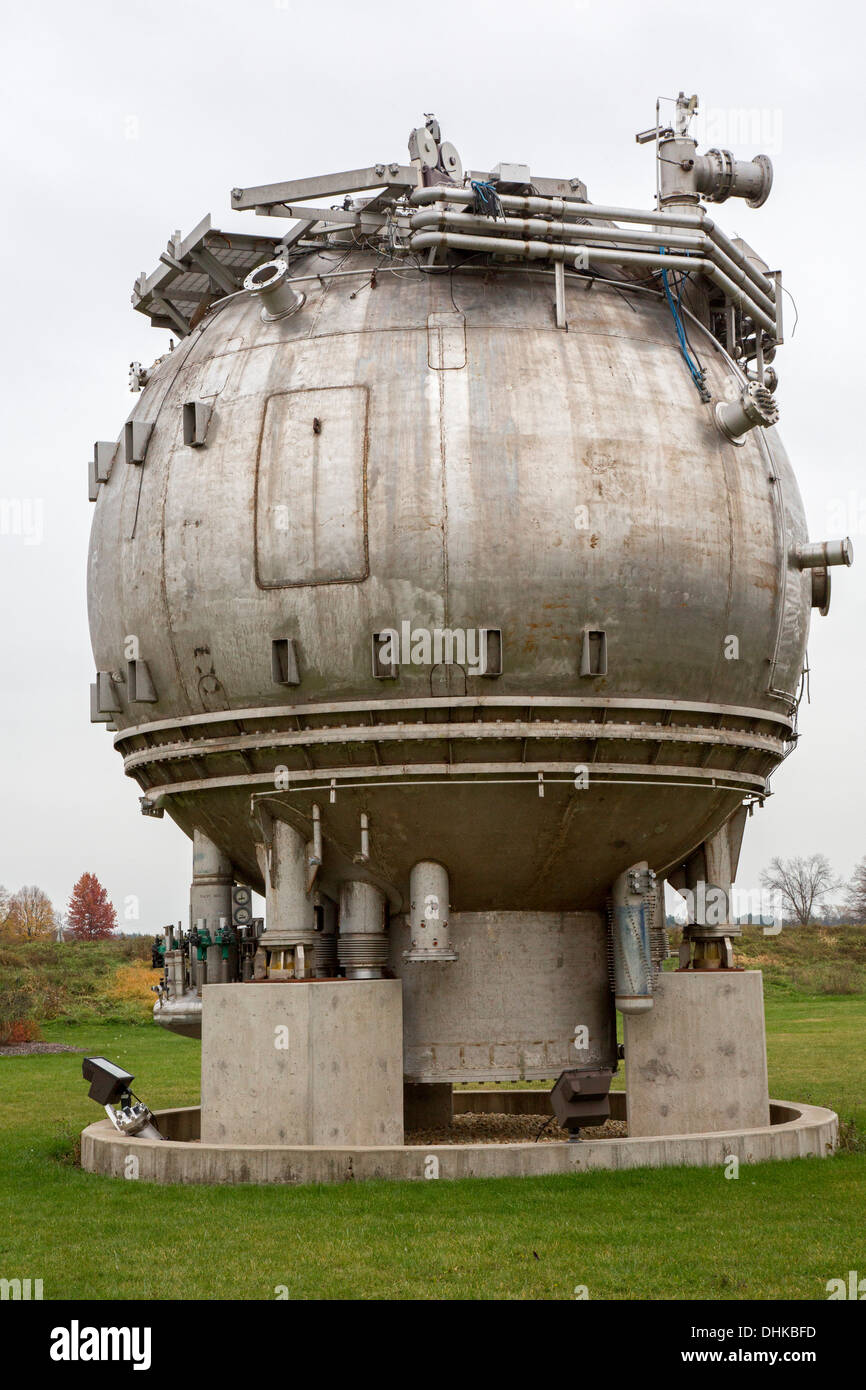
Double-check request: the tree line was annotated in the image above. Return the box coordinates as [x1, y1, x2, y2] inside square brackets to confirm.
[0, 874, 118, 941]
[3, 855, 864, 941]
[760, 854, 866, 927]
[663, 854, 866, 928]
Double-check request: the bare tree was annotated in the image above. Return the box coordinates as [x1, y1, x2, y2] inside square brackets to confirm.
[845, 857, 866, 925]
[760, 854, 840, 926]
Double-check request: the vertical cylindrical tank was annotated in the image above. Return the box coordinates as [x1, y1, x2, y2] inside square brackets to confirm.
[404, 861, 457, 962]
[190, 830, 233, 931]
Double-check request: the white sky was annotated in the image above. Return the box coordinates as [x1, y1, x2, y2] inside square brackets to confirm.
[1, 0, 863, 932]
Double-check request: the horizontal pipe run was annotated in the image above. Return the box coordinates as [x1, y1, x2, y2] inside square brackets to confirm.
[409, 230, 777, 336]
[410, 209, 776, 319]
[413, 184, 776, 300]
[410, 185, 775, 301]
[793, 539, 854, 570]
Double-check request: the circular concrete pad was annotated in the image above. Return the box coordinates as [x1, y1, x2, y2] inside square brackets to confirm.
[80, 1092, 838, 1186]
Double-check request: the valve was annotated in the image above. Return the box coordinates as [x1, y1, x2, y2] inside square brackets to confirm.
[215, 921, 235, 962]
[715, 381, 779, 443]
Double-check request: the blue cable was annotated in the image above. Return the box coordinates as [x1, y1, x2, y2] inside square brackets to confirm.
[659, 252, 709, 399]
[662, 266, 701, 380]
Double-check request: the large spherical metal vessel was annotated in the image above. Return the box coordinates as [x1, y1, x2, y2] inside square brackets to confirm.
[86, 111, 854, 1130]
[88, 242, 809, 915]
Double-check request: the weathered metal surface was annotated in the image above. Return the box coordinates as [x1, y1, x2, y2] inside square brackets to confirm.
[88, 248, 810, 911]
[390, 910, 616, 1082]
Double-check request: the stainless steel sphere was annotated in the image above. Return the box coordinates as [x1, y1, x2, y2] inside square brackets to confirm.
[88, 245, 810, 911]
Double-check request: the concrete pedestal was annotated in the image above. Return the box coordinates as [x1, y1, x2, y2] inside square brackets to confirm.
[201, 980, 403, 1146]
[623, 971, 769, 1137]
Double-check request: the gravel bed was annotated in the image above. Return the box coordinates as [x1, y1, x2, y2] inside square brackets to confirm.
[0, 1043, 87, 1056]
[405, 1113, 627, 1145]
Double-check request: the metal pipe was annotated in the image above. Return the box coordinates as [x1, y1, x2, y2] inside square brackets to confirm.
[793, 539, 854, 570]
[694, 151, 773, 208]
[337, 881, 389, 979]
[715, 381, 779, 442]
[312, 891, 339, 979]
[194, 917, 206, 995]
[310, 802, 322, 866]
[243, 259, 305, 321]
[255, 819, 317, 978]
[166, 948, 186, 1000]
[409, 230, 777, 336]
[190, 829, 233, 937]
[610, 863, 657, 1015]
[410, 208, 777, 319]
[192, 828, 232, 881]
[410, 185, 776, 300]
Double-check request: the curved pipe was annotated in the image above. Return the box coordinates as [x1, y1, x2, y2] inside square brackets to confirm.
[410, 208, 776, 319]
[409, 230, 777, 336]
[411, 185, 776, 301]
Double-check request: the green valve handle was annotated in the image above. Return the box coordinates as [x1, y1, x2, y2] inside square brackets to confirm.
[215, 923, 234, 961]
[196, 926, 212, 961]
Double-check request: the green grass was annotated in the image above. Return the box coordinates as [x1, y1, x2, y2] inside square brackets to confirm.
[1, 992, 864, 1300]
[727, 923, 866, 1000]
[764, 997, 866, 1137]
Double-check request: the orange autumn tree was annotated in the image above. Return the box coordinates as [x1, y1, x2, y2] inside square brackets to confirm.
[67, 873, 118, 940]
[1, 884, 57, 940]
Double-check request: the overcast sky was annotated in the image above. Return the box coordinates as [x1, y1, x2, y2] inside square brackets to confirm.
[1, 0, 863, 933]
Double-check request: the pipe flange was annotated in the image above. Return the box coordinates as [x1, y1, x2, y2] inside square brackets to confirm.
[243, 260, 285, 293]
[243, 259, 306, 321]
[741, 381, 779, 427]
[704, 148, 735, 203]
[683, 923, 743, 941]
[403, 947, 458, 963]
[812, 567, 831, 617]
[747, 154, 774, 209]
[715, 381, 779, 443]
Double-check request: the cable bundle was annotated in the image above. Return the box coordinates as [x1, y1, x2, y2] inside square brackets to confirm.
[660, 257, 710, 401]
[470, 179, 504, 221]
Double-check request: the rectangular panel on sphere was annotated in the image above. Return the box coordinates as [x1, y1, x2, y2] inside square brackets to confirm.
[255, 384, 369, 587]
[200, 980, 403, 1146]
[623, 971, 770, 1137]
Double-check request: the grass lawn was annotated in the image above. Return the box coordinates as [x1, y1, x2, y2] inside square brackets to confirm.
[0, 993, 863, 1300]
